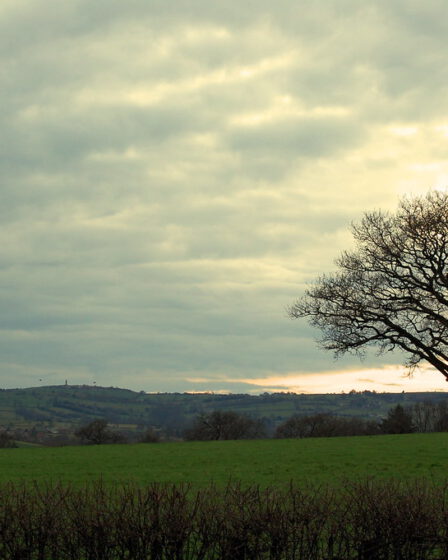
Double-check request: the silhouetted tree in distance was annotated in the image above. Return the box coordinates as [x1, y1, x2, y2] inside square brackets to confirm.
[404, 399, 448, 433]
[139, 428, 160, 443]
[0, 431, 17, 448]
[184, 410, 266, 441]
[75, 419, 125, 444]
[435, 400, 448, 431]
[380, 405, 415, 434]
[275, 413, 379, 439]
[290, 191, 448, 380]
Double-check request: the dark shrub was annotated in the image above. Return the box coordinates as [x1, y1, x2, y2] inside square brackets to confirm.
[275, 413, 379, 438]
[0, 431, 17, 448]
[75, 419, 126, 444]
[184, 410, 266, 441]
[380, 404, 415, 434]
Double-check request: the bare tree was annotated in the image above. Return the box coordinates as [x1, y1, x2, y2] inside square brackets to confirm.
[75, 419, 125, 445]
[139, 428, 160, 443]
[410, 400, 448, 432]
[380, 404, 415, 434]
[275, 413, 378, 438]
[184, 410, 266, 441]
[0, 431, 17, 448]
[411, 400, 438, 433]
[289, 191, 448, 379]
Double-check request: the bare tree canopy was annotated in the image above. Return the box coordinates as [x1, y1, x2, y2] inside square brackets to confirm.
[184, 410, 266, 441]
[289, 191, 448, 379]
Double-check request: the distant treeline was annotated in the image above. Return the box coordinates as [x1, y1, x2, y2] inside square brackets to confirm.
[183, 400, 448, 442]
[274, 400, 448, 439]
[2, 399, 448, 447]
[5, 384, 448, 440]
[0, 479, 447, 559]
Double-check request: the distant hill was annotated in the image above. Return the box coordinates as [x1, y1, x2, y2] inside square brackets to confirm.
[0, 384, 447, 437]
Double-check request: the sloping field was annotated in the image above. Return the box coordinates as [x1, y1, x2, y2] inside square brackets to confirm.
[1, 432, 448, 487]
[2, 384, 447, 432]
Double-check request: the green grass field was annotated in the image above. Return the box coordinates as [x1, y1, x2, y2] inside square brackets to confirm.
[1, 432, 448, 487]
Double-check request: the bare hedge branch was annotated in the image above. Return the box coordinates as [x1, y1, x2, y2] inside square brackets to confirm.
[0, 479, 447, 559]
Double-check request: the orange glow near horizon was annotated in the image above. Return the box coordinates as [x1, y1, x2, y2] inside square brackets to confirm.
[242, 366, 448, 393]
[188, 365, 448, 394]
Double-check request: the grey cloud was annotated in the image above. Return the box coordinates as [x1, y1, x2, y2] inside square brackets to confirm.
[227, 117, 365, 158]
[0, 0, 446, 392]
[5, 104, 215, 166]
[277, 2, 448, 121]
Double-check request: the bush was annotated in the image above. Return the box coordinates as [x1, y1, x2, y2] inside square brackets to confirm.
[380, 405, 415, 434]
[184, 410, 266, 441]
[74, 419, 126, 445]
[139, 428, 160, 443]
[0, 479, 446, 559]
[0, 431, 16, 448]
[275, 413, 379, 439]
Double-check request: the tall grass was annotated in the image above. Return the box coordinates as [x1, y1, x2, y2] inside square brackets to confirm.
[0, 478, 447, 559]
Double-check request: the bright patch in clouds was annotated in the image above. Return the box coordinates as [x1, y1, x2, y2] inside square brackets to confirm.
[228, 366, 448, 394]
[390, 126, 418, 136]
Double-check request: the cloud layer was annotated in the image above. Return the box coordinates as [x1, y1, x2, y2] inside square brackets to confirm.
[1, 1, 448, 392]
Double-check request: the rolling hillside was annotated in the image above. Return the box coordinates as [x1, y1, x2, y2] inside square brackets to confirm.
[1, 384, 447, 437]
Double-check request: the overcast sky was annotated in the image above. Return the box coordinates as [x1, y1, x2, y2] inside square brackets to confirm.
[1, 0, 448, 393]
